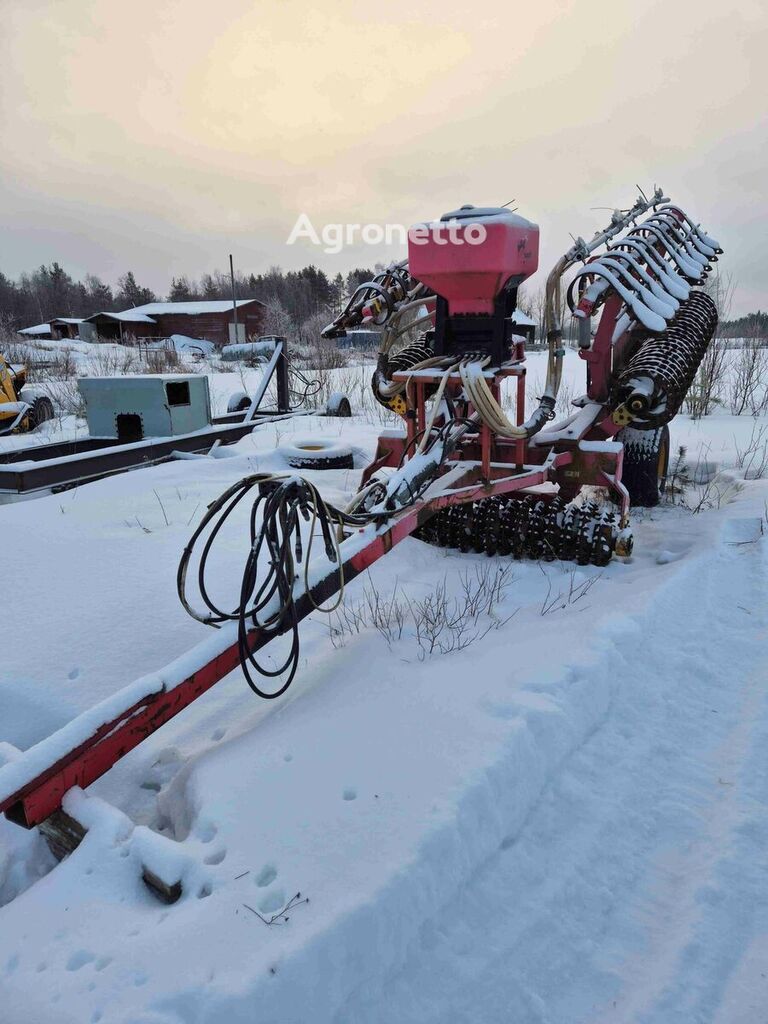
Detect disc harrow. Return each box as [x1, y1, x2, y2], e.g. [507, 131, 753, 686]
[415, 495, 623, 566]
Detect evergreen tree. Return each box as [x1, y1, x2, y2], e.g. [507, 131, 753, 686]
[168, 276, 194, 302]
[116, 271, 156, 309]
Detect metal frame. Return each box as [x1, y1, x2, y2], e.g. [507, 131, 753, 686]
[0, 342, 295, 497]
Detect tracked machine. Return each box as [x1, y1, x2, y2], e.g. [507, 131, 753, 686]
[0, 189, 722, 896]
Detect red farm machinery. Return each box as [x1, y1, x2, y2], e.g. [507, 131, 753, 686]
[0, 189, 722, 898]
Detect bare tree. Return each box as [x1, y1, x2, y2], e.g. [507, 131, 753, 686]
[704, 267, 736, 328]
[259, 298, 294, 338]
[686, 337, 728, 418]
[729, 335, 768, 415]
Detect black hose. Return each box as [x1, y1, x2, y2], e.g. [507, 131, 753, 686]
[178, 475, 367, 699]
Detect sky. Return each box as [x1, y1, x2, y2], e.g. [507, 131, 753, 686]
[1, 0, 766, 316]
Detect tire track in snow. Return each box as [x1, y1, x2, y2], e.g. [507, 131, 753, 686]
[339, 518, 768, 1024]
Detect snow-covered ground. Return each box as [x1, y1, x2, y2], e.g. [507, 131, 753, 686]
[0, 348, 767, 1023]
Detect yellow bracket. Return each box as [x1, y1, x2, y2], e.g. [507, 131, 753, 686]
[611, 404, 633, 427]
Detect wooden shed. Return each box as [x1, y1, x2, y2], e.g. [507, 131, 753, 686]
[82, 300, 265, 347]
[50, 317, 85, 340]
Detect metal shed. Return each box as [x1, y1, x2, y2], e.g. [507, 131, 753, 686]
[78, 374, 212, 441]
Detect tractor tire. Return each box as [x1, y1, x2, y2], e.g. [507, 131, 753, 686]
[618, 424, 670, 508]
[27, 395, 55, 429]
[279, 438, 354, 471]
[227, 390, 251, 414]
[325, 391, 352, 417]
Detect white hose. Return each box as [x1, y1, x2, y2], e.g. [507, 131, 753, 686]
[416, 361, 460, 453]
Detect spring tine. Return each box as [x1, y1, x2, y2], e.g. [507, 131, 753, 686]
[643, 216, 710, 269]
[634, 223, 704, 280]
[574, 261, 667, 332]
[641, 217, 709, 267]
[655, 204, 722, 253]
[611, 236, 691, 301]
[596, 256, 677, 321]
[598, 252, 679, 316]
[647, 214, 711, 263]
[651, 211, 717, 259]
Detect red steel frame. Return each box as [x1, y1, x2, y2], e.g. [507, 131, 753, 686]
[0, 333, 628, 833]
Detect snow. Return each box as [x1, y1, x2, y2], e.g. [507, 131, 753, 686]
[166, 336, 215, 356]
[220, 339, 276, 360]
[117, 300, 258, 316]
[0, 346, 767, 1023]
[578, 438, 623, 452]
[86, 311, 157, 323]
[17, 323, 51, 336]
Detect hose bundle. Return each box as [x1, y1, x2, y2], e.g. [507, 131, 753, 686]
[177, 475, 367, 698]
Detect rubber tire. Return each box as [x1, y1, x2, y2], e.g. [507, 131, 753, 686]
[325, 392, 352, 417]
[279, 438, 354, 471]
[227, 391, 251, 414]
[27, 395, 55, 429]
[618, 424, 670, 507]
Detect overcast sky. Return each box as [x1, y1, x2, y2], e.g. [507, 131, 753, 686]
[1, 0, 765, 315]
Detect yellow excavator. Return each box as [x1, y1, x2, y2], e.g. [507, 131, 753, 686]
[0, 355, 54, 435]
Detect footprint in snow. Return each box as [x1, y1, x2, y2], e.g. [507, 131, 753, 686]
[197, 823, 217, 844]
[656, 548, 688, 564]
[256, 864, 277, 887]
[66, 950, 95, 972]
[342, 788, 357, 801]
[204, 848, 227, 866]
[258, 889, 286, 914]
[210, 727, 227, 742]
[67, 668, 80, 680]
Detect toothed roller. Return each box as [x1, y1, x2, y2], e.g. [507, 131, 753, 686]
[415, 495, 624, 567]
[608, 291, 718, 428]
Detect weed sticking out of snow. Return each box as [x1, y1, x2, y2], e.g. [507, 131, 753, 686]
[242, 892, 310, 927]
[327, 562, 517, 660]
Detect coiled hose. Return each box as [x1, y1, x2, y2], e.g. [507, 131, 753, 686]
[177, 475, 368, 698]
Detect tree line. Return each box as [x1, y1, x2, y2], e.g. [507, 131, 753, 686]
[2, 261, 762, 343]
[718, 311, 768, 339]
[0, 262, 376, 331]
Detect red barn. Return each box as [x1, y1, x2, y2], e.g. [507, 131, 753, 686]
[82, 299, 266, 347]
